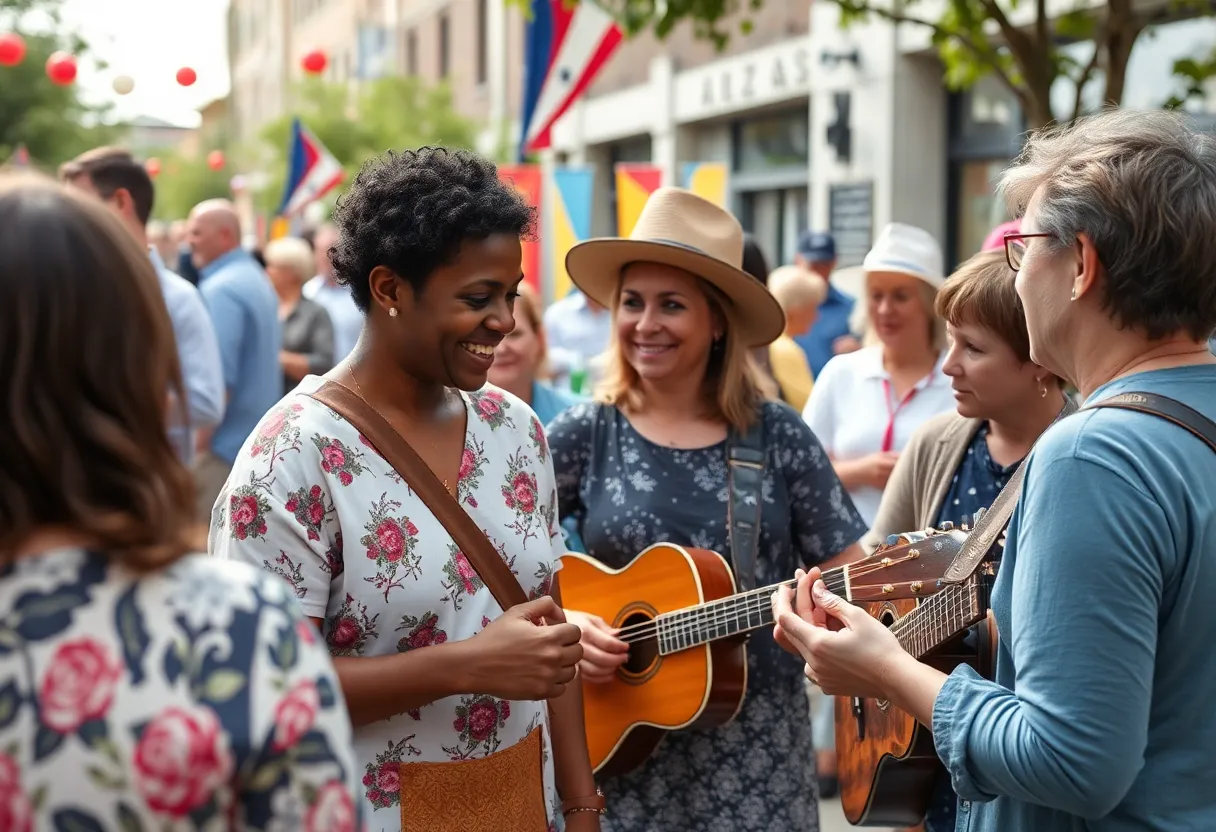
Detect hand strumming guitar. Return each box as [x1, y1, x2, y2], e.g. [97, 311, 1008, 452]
[460, 597, 584, 700]
[564, 610, 629, 684]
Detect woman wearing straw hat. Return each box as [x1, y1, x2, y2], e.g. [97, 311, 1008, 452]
[546, 187, 868, 831]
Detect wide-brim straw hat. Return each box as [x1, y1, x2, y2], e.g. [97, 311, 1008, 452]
[565, 187, 785, 347]
[830, 222, 945, 299]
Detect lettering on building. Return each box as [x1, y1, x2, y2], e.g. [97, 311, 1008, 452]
[700, 46, 811, 109]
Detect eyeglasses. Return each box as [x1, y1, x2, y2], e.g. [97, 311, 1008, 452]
[1003, 232, 1057, 271]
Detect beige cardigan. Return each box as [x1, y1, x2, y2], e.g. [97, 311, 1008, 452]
[860, 410, 982, 554]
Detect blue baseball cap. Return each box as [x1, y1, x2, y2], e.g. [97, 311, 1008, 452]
[797, 231, 836, 263]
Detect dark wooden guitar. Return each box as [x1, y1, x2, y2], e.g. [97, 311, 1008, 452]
[835, 561, 999, 827]
[559, 527, 966, 775]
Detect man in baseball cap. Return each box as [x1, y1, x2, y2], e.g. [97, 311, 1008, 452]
[794, 231, 860, 377]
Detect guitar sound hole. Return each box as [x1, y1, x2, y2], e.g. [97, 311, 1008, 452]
[878, 609, 898, 628]
[620, 611, 659, 677]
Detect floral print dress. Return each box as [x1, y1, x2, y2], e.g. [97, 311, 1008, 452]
[546, 401, 868, 832]
[210, 375, 566, 832]
[0, 548, 359, 831]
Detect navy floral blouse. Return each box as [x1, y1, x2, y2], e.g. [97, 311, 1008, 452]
[934, 421, 1022, 530]
[546, 400, 867, 832]
[0, 548, 360, 831]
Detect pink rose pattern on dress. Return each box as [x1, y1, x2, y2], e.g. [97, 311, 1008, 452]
[455, 435, 488, 508]
[133, 705, 233, 817]
[501, 449, 554, 547]
[311, 434, 367, 486]
[359, 494, 423, 601]
[395, 611, 448, 652]
[227, 486, 271, 541]
[325, 592, 380, 657]
[0, 754, 33, 832]
[444, 695, 512, 759]
[284, 484, 331, 542]
[361, 736, 421, 810]
[214, 381, 563, 827]
[0, 550, 361, 830]
[38, 637, 123, 734]
[249, 402, 304, 458]
[306, 780, 358, 832]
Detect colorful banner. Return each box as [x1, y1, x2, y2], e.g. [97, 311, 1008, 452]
[550, 167, 595, 302]
[498, 164, 543, 292]
[614, 163, 662, 237]
[520, 0, 623, 157]
[681, 162, 729, 208]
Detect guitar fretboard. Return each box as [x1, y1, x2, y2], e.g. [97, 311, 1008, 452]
[654, 568, 850, 655]
[888, 577, 982, 659]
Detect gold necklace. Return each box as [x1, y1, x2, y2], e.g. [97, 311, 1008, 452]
[345, 367, 455, 494]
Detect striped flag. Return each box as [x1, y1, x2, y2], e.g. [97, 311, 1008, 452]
[278, 119, 344, 217]
[519, 0, 623, 158]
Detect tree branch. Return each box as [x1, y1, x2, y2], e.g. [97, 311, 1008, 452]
[1071, 30, 1103, 121]
[837, 0, 1021, 94]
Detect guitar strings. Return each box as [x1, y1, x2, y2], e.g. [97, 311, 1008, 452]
[608, 551, 930, 643]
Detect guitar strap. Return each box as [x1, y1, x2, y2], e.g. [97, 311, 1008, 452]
[308, 380, 529, 612]
[943, 388, 1216, 584]
[726, 417, 766, 592]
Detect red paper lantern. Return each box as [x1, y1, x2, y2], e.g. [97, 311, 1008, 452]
[0, 33, 26, 67]
[176, 66, 197, 87]
[45, 52, 76, 85]
[301, 48, 328, 75]
[145, 158, 161, 178]
[207, 150, 225, 172]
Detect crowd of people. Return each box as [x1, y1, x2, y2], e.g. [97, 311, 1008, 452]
[0, 106, 1214, 832]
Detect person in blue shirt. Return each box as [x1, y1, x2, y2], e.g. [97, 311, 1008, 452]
[59, 148, 225, 465]
[793, 231, 860, 377]
[774, 109, 1216, 831]
[187, 199, 282, 523]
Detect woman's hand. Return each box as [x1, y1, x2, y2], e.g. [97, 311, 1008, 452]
[834, 452, 901, 491]
[461, 597, 583, 700]
[564, 610, 629, 684]
[772, 567, 909, 700]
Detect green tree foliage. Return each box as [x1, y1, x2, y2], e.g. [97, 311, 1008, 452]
[587, 0, 1211, 128]
[0, 0, 117, 169]
[254, 75, 479, 215]
[150, 153, 233, 221]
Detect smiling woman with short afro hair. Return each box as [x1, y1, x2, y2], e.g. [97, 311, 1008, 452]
[327, 146, 536, 311]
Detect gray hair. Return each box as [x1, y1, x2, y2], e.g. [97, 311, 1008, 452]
[999, 108, 1216, 341]
[263, 237, 315, 284]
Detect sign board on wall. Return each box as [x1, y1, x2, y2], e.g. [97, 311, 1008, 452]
[829, 181, 874, 269]
[673, 41, 811, 124]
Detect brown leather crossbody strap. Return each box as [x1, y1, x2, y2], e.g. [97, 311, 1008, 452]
[1083, 391, 1216, 453]
[308, 380, 529, 612]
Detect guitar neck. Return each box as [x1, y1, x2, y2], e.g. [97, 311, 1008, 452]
[655, 566, 851, 655]
[888, 573, 988, 659]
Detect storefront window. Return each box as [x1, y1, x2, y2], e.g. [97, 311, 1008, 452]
[954, 160, 1012, 264]
[734, 109, 810, 173]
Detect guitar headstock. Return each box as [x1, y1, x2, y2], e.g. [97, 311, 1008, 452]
[845, 525, 968, 602]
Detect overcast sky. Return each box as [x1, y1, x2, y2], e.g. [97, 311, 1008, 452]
[58, 0, 231, 127]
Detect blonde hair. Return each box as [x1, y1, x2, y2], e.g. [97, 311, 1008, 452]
[512, 282, 552, 380]
[849, 273, 948, 350]
[263, 236, 315, 283]
[595, 276, 769, 433]
[768, 265, 828, 312]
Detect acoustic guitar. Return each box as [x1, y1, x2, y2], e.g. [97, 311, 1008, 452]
[558, 527, 966, 775]
[835, 561, 999, 827]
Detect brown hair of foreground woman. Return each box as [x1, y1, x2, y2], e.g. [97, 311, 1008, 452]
[0, 173, 196, 565]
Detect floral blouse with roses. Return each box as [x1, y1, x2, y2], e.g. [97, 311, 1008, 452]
[209, 375, 566, 832]
[0, 548, 360, 832]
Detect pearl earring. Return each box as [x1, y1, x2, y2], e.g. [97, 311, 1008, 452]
[1039, 378, 1048, 398]
[388, 307, 398, 317]
[1070, 287, 1078, 301]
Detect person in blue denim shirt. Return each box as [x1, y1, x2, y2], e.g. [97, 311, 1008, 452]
[793, 231, 861, 378]
[187, 199, 282, 523]
[774, 109, 1216, 832]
